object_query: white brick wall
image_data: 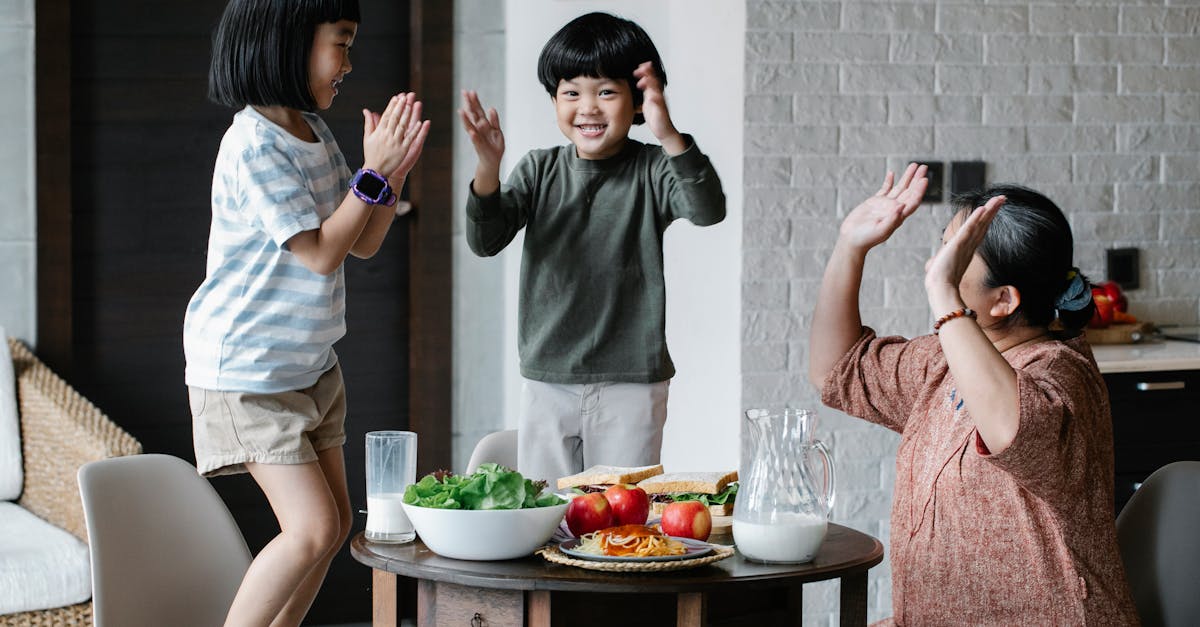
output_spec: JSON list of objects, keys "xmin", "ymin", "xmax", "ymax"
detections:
[
  {"xmin": 453, "ymin": 0, "xmax": 509, "ymax": 471},
  {"xmin": 743, "ymin": 1, "xmax": 1200, "ymax": 624}
]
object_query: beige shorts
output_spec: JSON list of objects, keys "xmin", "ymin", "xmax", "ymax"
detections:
[{"xmin": 189, "ymin": 363, "xmax": 347, "ymax": 477}]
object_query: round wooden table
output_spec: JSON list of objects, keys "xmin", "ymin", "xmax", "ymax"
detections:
[{"xmin": 351, "ymin": 523, "xmax": 882, "ymax": 627}]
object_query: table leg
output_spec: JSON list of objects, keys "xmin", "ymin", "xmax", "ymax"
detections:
[
  {"xmin": 372, "ymin": 569, "xmax": 397, "ymax": 627},
  {"xmin": 417, "ymin": 579, "xmax": 438, "ymax": 626},
  {"xmin": 527, "ymin": 590, "xmax": 551, "ymax": 627},
  {"xmin": 839, "ymin": 572, "xmax": 868, "ymax": 627},
  {"xmin": 785, "ymin": 581, "xmax": 803, "ymax": 626},
  {"xmin": 677, "ymin": 592, "xmax": 707, "ymax": 627}
]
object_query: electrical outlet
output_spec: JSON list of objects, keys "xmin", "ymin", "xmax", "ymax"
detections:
[
  {"xmin": 1106, "ymin": 247, "xmax": 1139, "ymax": 289},
  {"xmin": 950, "ymin": 161, "xmax": 986, "ymax": 195}
]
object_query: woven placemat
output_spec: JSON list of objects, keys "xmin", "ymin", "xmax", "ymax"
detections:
[{"xmin": 537, "ymin": 543, "xmax": 735, "ymax": 572}]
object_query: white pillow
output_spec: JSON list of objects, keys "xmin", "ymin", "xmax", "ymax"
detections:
[
  {"xmin": 0, "ymin": 502, "xmax": 91, "ymax": 613},
  {"xmin": 0, "ymin": 326, "xmax": 23, "ymax": 500}
]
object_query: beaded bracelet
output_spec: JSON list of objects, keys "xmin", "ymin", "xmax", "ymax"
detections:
[{"xmin": 933, "ymin": 307, "xmax": 976, "ymax": 334}]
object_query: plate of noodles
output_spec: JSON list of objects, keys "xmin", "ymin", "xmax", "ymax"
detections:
[{"xmin": 558, "ymin": 524, "xmax": 715, "ymax": 562}]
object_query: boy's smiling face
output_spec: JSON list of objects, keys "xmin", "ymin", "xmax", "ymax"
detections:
[{"xmin": 553, "ymin": 75, "xmax": 637, "ymax": 160}]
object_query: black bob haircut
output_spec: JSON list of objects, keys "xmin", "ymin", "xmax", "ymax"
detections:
[
  {"xmin": 208, "ymin": 0, "xmax": 361, "ymax": 112},
  {"xmin": 950, "ymin": 185, "xmax": 1095, "ymax": 333},
  {"xmin": 537, "ymin": 12, "xmax": 666, "ymax": 126}
]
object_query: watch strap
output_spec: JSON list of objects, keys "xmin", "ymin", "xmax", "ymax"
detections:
[{"xmin": 350, "ymin": 168, "xmax": 393, "ymax": 205}]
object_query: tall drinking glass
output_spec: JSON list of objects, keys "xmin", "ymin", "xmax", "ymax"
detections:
[{"xmin": 365, "ymin": 430, "xmax": 417, "ymax": 543}]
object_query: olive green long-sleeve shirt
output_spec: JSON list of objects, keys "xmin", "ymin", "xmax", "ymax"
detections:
[{"xmin": 465, "ymin": 137, "xmax": 725, "ymax": 384}]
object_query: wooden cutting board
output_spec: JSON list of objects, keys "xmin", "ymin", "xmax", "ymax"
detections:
[{"xmin": 1084, "ymin": 322, "xmax": 1154, "ymax": 344}]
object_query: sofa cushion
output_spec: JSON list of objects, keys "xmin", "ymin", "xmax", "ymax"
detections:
[
  {"xmin": 0, "ymin": 501, "xmax": 91, "ymax": 614},
  {"xmin": 0, "ymin": 328, "xmax": 21, "ymax": 500}
]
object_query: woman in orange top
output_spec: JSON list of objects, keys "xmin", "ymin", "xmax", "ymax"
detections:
[{"xmin": 809, "ymin": 164, "xmax": 1139, "ymax": 625}]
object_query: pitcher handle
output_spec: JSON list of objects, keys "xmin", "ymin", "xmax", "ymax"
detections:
[{"xmin": 813, "ymin": 440, "xmax": 836, "ymax": 516}]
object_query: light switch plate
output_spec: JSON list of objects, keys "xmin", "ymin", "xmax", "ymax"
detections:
[
  {"xmin": 950, "ymin": 161, "xmax": 986, "ymax": 195},
  {"xmin": 918, "ymin": 161, "xmax": 943, "ymax": 202}
]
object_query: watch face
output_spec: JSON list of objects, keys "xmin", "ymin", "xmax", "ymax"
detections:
[{"xmin": 354, "ymin": 171, "xmax": 387, "ymax": 201}]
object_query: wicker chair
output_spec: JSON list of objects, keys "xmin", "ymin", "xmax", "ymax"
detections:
[{"xmin": 0, "ymin": 338, "xmax": 141, "ymax": 626}]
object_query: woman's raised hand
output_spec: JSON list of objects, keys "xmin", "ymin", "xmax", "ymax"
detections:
[
  {"xmin": 362, "ymin": 92, "xmax": 431, "ymax": 180},
  {"xmin": 924, "ymin": 195, "xmax": 1005, "ymax": 299},
  {"xmin": 839, "ymin": 163, "xmax": 929, "ymax": 252},
  {"xmin": 459, "ymin": 90, "xmax": 505, "ymax": 169}
]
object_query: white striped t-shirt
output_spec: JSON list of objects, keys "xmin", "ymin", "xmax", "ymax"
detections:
[{"xmin": 184, "ymin": 106, "xmax": 353, "ymax": 393}]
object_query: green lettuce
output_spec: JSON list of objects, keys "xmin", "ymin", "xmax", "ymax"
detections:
[
  {"xmin": 670, "ymin": 482, "xmax": 738, "ymax": 506},
  {"xmin": 402, "ymin": 463, "xmax": 567, "ymax": 510}
]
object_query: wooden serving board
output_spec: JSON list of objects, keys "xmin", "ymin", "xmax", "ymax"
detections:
[{"xmin": 1084, "ymin": 322, "xmax": 1154, "ymax": 345}]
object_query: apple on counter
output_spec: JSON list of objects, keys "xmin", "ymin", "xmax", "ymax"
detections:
[{"xmin": 1089, "ymin": 280, "xmax": 1137, "ymax": 329}]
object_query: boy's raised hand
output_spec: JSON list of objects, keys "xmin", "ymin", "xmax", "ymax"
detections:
[
  {"xmin": 839, "ymin": 163, "xmax": 929, "ymax": 253},
  {"xmin": 459, "ymin": 90, "xmax": 505, "ymax": 169},
  {"xmin": 633, "ymin": 61, "xmax": 685, "ymax": 155},
  {"xmin": 363, "ymin": 93, "xmax": 431, "ymax": 182}
]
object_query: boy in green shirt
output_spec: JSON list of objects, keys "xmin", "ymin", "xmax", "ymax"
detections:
[{"xmin": 460, "ymin": 12, "xmax": 726, "ymax": 485}]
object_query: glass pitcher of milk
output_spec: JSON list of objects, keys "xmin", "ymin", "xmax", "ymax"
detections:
[{"xmin": 733, "ymin": 408, "xmax": 835, "ymax": 563}]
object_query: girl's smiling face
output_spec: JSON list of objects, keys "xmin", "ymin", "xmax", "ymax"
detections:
[
  {"xmin": 553, "ymin": 75, "xmax": 638, "ymax": 160},
  {"xmin": 309, "ymin": 20, "xmax": 357, "ymax": 110}
]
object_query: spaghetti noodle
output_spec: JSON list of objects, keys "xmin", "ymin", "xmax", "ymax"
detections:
[{"xmin": 574, "ymin": 524, "xmax": 688, "ymax": 557}]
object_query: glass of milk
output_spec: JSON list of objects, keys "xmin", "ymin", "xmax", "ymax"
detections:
[{"xmin": 365, "ymin": 430, "xmax": 417, "ymax": 543}]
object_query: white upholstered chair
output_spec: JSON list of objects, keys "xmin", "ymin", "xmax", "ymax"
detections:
[{"xmin": 0, "ymin": 335, "xmax": 140, "ymax": 625}]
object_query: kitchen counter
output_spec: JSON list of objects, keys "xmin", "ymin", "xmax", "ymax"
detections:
[{"xmin": 1091, "ymin": 339, "xmax": 1200, "ymax": 374}]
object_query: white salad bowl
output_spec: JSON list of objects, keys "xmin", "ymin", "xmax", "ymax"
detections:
[{"xmin": 402, "ymin": 501, "xmax": 568, "ymax": 560}]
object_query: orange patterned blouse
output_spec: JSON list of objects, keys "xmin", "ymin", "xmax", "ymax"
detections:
[{"xmin": 822, "ymin": 328, "xmax": 1139, "ymax": 626}]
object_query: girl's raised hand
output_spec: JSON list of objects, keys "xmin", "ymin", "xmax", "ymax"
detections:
[
  {"xmin": 363, "ymin": 92, "xmax": 431, "ymax": 180},
  {"xmin": 923, "ymin": 195, "xmax": 1005, "ymax": 299},
  {"xmin": 458, "ymin": 90, "xmax": 505, "ymax": 168},
  {"xmin": 633, "ymin": 61, "xmax": 677, "ymax": 142},
  {"xmin": 839, "ymin": 163, "xmax": 928, "ymax": 252}
]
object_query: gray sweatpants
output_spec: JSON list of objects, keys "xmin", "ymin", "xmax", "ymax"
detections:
[{"xmin": 517, "ymin": 378, "xmax": 669, "ymax": 487}]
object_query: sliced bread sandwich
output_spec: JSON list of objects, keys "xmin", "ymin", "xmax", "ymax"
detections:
[
  {"xmin": 638, "ymin": 470, "xmax": 739, "ymax": 516},
  {"xmin": 556, "ymin": 464, "xmax": 664, "ymax": 492}
]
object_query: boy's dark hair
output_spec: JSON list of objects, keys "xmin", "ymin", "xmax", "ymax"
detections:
[
  {"xmin": 537, "ymin": 12, "xmax": 666, "ymax": 125},
  {"xmin": 208, "ymin": 0, "xmax": 361, "ymax": 111},
  {"xmin": 951, "ymin": 185, "xmax": 1095, "ymax": 333}
]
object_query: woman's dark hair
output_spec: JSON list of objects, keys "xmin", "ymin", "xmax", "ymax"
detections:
[
  {"xmin": 208, "ymin": 0, "xmax": 361, "ymax": 111},
  {"xmin": 950, "ymin": 184, "xmax": 1095, "ymax": 333},
  {"xmin": 537, "ymin": 12, "xmax": 666, "ymax": 125}
]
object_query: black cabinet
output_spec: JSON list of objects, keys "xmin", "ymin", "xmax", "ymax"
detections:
[{"xmin": 1105, "ymin": 368, "xmax": 1200, "ymax": 515}]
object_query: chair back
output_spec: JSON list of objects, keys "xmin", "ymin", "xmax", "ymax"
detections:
[
  {"xmin": 78, "ymin": 454, "xmax": 251, "ymax": 627},
  {"xmin": 466, "ymin": 429, "xmax": 518, "ymax": 473},
  {"xmin": 1116, "ymin": 461, "xmax": 1200, "ymax": 627}
]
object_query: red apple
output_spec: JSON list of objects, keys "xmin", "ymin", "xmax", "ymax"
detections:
[
  {"xmin": 1089, "ymin": 290, "xmax": 1115, "ymax": 329},
  {"xmin": 565, "ymin": 492, "xmax": 613, "ymax": 536},
  {"xmin": 1096, "ymin": 280, "xmax": 1128, "ymax": 312},
  {"xmin": 660, "ymin": 500, "xmax": 712, "ymax": 541},
  {"xmin": 603, "ymin": 484, "xmax": 650, "ymax": 526}
]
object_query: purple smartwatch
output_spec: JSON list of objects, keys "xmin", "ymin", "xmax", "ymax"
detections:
[{"xmin": 349, "ymin": 168, "xmax": 397, "ymax": 206}]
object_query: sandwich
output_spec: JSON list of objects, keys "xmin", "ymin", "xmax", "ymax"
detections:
[
  {"xmin": 638, "ymin": 470, "xmax": 739, "ymax": 517},
  {"xmin": 556, "ymin": 464, "xmax": 664, "ymax": 492}
]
